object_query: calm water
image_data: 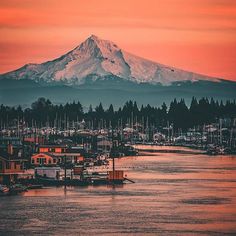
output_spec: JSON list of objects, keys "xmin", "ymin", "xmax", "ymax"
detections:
[{"xmin": 1, "ymin": 149, "xmax": 236, "ymax": 235}]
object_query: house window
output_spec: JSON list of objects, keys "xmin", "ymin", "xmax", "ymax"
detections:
[
  {"xmin": 32, "ymin": 159, "xmax": 35, "ymax": 164},
  {"xmin": 53, "ymin": 159, "xmax": 56, "ymax": 163},
  {"xmin": 0, "ymin": 161, "xmax": 3, "ymax": 170},
  {"xmin": 38, "ymin": 158, "xmax": 46, "ymax": 164},
  {"xmin": 48, "ymin": 160, "xmax": 51, "ymax": 164},
  {"xmin": 6, "ymin": 162, "xmax": 10, "ymax": 169}
]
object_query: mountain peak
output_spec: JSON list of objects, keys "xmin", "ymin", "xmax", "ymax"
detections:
[
  {"xmin": 72, "ymin": 35, "xmax": 121, "ymax": 61},
  {"xmin": 82, "ymin": 34, "xmax": 102, "ymax": 47},
  {"xmin": 0, "ymin": 35, "xmax": 221, "ymax": 85},
  {"xmin": 88, "ymin": 34, "xmax": 100, "ymax": 41},
  {"xmin": 80, "ymin": 35, "xmax": 119, "ymax": 51}
]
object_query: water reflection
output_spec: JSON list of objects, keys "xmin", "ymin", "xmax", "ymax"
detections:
[{"xmin": 0, "ymin": 150, "xmax": 236, "ymax": 235}]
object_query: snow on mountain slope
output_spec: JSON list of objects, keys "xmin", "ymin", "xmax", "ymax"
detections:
[{"xmin": 0, "ymin": 35, "xmax": 221, "ymax": 85}]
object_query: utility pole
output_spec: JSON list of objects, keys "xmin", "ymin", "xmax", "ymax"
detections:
[
  {"xmin": 64, "ymin": 155, "xmax": 67, "ymax": 188},
  {"xmin": 111, "ymin": 126, "xmax": 115, "ymax": 182},
  {"xmin": 219, "ymin": 119, "xmax": 222, "ymax": 146}
]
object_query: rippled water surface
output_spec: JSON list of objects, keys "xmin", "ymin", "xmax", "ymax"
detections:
[{"xmin": 1, "ymin": 149, "xmax": 236, "ymax": 235}]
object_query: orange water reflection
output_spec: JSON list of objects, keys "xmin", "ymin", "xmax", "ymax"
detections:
[{"xmin": 1, "ymin": 148, "xmax": 236, "ymax": 235}]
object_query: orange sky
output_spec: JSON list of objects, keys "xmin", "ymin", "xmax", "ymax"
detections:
[{"xmin": 0, "ymin": 0, "xmax": 236, "ymax": 80}]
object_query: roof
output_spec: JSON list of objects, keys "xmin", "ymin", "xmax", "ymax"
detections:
[
  {"xmin": 0, "ymin": 152, "xmax": 27, "ymax": 162},
  {"xmin": 51, "ymin": 153, "xmax": 82, "ymax": 157},
  {"xmin": 97, "ymin": 140, "xmax": 112, "ymax": 146},
  {"xmin": 39, "ymin": 145, "xmax": 67, "ymax": 148},
  {"xmin": 0, "ymin": 137, "xmax": 21, "ymax": 141},
  {"xmin": 32, "ymin": 152, "xmax": 82, "ymax": 158},
  {"xmin": 35, "ymin": 167, "xmax": 61, "ymax": 170},
  {"xmin": 32, "ymin": 153, "xmax": 54, "ymax": 158}
]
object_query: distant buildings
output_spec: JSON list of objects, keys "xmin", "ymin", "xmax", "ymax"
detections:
[{"xmin": 0, "ymin": 144, "xmax": 26, "ymax": 185}]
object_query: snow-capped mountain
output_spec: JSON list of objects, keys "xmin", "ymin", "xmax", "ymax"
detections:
[
  {"xmin": 2, "ymin": 35, "xmax": 234, "ymax": 107},
  {"xmin": 0, "ymin": 35, "xmax": 221, "ymax": 85}
]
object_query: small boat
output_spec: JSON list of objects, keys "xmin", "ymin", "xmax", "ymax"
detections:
[
  {"xmin": 0, "ymin": 185, "xmax": 9, "ymax": 196},
  {"xmin": 27, "ymin": 184, "xmax": 44, "ymax": 189},
  {"xmin": 35, "ymin": 176, "xmax": 89, "ymax": 186},
  {"xmin": 207, "ymin": 146, "xmax": 225, "ymax": 155},
  {"xmin": 35, "ymin": 177, "xmax": 62, "ymax": 186},
  {"xmin": 9, "ymin": 184, "xmax": 28, "ymax": 195}
]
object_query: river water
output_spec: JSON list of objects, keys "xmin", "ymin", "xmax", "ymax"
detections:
[{"xmin": 1, "ymin": 148, "xmax": 236, "ymax": 235}]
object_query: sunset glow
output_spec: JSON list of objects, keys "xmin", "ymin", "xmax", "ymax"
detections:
[{"xmin": 0, "ymin": 0, "xmax": 236, "ymax": 80}]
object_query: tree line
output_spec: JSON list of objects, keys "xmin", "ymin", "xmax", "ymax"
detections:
[{"xmin": 0, "ymin": 97, "xmax": 235, "ymax": 130}]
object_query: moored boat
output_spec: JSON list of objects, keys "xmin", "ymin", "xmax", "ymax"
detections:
[
  {"xmin": 27, "ymin": 184, "xmax": 44, "ymax": 189},
  {"xmin": 9, "ymin": 184, "xmax": 28, "ymax": 195},
  {"xmin": 0, "ymin": 184, "xmax": 9, "ymax": 196}
]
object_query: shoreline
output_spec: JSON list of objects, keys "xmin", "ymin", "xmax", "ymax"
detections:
[{"xmin": 133, "ymin": 144, "xmax": 208, "ymax": 155}]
